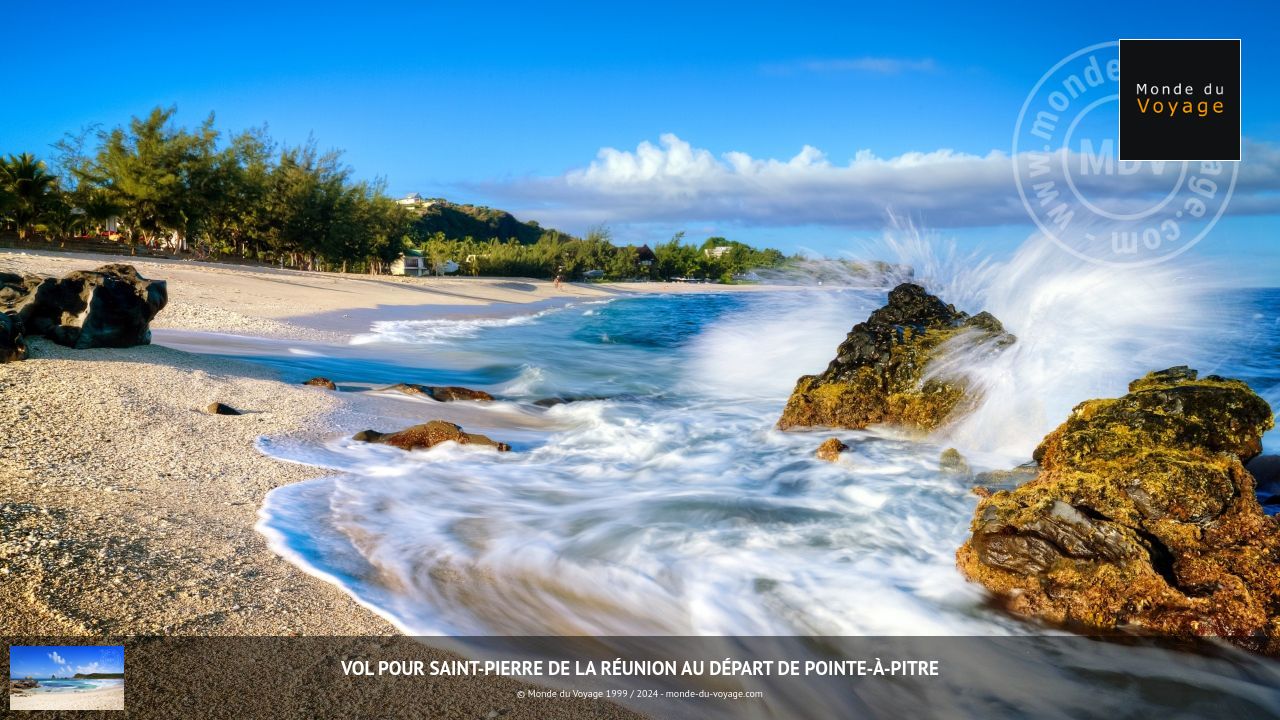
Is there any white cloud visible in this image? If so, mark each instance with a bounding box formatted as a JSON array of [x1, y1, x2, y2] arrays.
[[75, 661, 109, 675], [48, 651, 65, 665], [478, 135, 1280, 232]]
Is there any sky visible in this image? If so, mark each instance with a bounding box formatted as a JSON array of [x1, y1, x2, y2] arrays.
[[9, 645, 124, 679], [3, 1, 1278, 277]]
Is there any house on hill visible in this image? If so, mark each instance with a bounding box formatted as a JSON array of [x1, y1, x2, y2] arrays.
[[396, 193, 438, 209]]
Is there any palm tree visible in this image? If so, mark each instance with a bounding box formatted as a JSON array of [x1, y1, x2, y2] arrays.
[[0, 153, 58, 239]]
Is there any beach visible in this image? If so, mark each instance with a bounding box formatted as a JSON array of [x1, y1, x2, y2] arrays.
[[0, 250, 691, 718], [8, 683, 125, 711]]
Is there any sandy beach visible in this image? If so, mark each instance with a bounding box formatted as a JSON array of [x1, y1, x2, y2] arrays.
[[0, 248, 795, 341], [0, 250, 705, 718], [9, 684, 126, 711]]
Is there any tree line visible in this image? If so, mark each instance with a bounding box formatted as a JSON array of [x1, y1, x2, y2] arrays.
[[0, 106, 792, 279]]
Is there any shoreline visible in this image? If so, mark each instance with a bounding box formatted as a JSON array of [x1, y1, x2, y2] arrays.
[[8, 684, 125, 711], [0, 248, 824, 342], [0, 250, 652, 718]]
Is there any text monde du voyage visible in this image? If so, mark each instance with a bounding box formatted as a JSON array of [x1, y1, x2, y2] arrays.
[[1134, 82, 1229, 118]]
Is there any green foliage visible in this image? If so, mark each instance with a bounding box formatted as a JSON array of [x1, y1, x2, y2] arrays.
[[412, 201, 545, 245], [0, 152, 59, 239], [414, 228, 789, 281], [1, 106, 788, 279]]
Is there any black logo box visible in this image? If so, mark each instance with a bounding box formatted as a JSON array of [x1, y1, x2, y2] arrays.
[[1119, 39, 1241, 161]]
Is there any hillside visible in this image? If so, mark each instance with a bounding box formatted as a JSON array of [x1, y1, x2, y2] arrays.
[[411, 200, 560, 244]]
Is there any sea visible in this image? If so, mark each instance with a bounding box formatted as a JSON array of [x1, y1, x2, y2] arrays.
[[157, 237, 1280, 718], [14, 678, 123, 694]]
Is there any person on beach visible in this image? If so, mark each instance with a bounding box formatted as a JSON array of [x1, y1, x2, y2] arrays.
[[554, 266, 565, 290]]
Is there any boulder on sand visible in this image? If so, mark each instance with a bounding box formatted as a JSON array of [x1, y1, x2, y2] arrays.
[[777, 283, 1013, 431], [354, 420, 511, 452], [0, 311, 26, 363], [303, 377, 338, 390], [957, 367, 1280, 654], [384, 383, 494, 402], [207, 402, 242, 416], [3, 264, 167, 349]]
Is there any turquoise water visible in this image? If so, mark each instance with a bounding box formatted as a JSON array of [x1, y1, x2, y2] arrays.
[[242, 285, 1280, 639], [153, 244, 1280, 717], [14, 678, 122, 693]]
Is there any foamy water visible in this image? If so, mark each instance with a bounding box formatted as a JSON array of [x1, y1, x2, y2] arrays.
[[232, 234, 1280, 716]]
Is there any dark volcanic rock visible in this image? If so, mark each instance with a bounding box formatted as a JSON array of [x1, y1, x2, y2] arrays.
[[384, 383, 494, 402], [353, 420, 510, 452], [0, 311, 26, 363], [303, 377, 338, 390], [207, 402, 242, 416], [957, 367, 1280, 654], [777, 283, 1013, 431], [3, 264, 167, 349]]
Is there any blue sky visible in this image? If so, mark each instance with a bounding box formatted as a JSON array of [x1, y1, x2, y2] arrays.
[[3, 1, 1278, 276], [9, 646, 124, 679]]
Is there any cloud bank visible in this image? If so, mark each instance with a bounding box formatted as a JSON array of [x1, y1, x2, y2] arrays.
[[477, 135, 1280, 232]]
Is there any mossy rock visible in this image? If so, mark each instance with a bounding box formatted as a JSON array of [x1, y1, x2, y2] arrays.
[[777, 283, 1013, 431], [957, 367, 1280, 654]]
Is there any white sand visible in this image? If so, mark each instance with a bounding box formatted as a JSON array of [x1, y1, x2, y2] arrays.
[[9, 684, 125, 711]]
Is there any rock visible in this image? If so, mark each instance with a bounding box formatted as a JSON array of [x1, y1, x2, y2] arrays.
[[939, 448, 970, 475], [0, 311, 27, 363], [3, 264, 167, 348], [816, 437, 849, 462], [10, 678, 39, 690], [957, 367, 1280, 654], [207, 402, 242, 416], [303, 377, 338, 390], [384, 383, 494, 402], [777, 283, 1014, 431], [353, 420, 510, 452]]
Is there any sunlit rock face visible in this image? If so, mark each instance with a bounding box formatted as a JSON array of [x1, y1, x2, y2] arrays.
[[777, 282, 1013, 432], [958, 367, 1280, 655]]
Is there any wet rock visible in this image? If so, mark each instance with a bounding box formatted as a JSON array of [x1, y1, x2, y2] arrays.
[[957, 367, 1280, 654], [777, 283, 1013, 431], [303, 377, 337, 390], [939, 448, 971, 475], [533, 395, 611, 408], [0, 311, 26, 363], [3, 264, 167, 349], [353, 420, 510, 452], [207, 402, 242, 416], [384, 383, 494, 402], [816, 437, 849, 462]]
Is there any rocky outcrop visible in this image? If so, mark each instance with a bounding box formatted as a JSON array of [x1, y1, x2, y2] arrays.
[[304, 377, 338, 390], [939, 448, 970, 476], [0, 311, 26, 363], [10, 678, 39, 692], [1, 264, 167, 350], [816, 437, 849, 462], [384, 383, 494, 402], [354, 420, 511, 452], [957, 367, 1280, 654], [777, 283, 1013, 431]]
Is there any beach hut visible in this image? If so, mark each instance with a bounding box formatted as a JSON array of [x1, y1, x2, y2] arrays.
[[391, 249, 428, 277]]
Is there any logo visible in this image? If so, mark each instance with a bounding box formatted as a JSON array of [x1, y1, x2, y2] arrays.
[[1013, 41, 1238, 266]]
